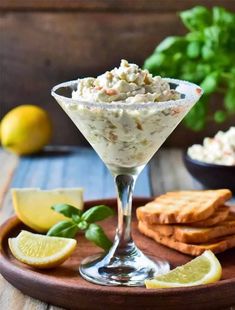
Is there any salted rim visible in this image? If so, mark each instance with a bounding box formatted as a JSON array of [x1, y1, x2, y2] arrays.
[[51, 78, 203, 111]]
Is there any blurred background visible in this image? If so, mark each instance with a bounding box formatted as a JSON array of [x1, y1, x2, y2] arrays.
[[1, 0, 235, 147]]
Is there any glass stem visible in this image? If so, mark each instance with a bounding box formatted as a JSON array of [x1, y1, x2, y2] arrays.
[[114, 174, 137, 253]]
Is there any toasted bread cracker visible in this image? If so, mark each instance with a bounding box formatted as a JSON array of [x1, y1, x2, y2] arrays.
[[138, 221, 235, 256], [142, 211, 235, 243], [136, 189, 232, 224], [186, 205, 229, 227]]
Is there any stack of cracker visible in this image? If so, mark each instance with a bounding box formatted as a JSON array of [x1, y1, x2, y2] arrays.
[[137, 189, 235, 256]]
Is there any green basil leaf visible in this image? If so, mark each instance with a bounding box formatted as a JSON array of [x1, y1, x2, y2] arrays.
[[200, 72, 219, 94], [186, 41, 201, 59], [186, 31, 204, 42], [204, 26, 221, 47], [182, 63, 210, 83], [180, 6, 212, 31], [72, 214, 81, 223], [213, 7, 234, 26], [184, 96, 208, 131], [225, 87, 235, 113], [82, 205, 114, 223], [214, 110, 227, 123], [173, 52, 183, 62], [196, 64, 211, 77], [155, 36, 186, 53], [181, 62, 199, 82], [143, 53, 166, 74], [51, 204, 82, 218], [142, 5, 235, 132], [47, 220, 78, 238], [201, 44, 215, 60], [85, 223, 112, 250]]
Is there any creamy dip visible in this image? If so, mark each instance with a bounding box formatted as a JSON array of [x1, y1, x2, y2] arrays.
[[57, 60, 196, 172], [72, 59, 180, 104], [187, 127, 235, 166]]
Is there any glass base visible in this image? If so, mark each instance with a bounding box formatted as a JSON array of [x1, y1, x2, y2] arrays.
[[79, 242, 170, 286]]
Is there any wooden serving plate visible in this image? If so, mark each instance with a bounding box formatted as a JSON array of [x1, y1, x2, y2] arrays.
[[1, 198, 235, 310]]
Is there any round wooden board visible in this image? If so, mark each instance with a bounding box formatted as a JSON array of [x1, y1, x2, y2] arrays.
[[1, 197, 235, 310]]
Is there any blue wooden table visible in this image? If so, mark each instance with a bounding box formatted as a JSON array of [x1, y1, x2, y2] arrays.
[[0, 146, 208, 310], [10, 146, 151, 199]]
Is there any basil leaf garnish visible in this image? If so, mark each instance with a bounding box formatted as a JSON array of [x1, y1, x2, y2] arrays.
[[47, 220, 78, 238], [82, 205, 114, 223], [85, 223, 112, 250], [51, 204, 82, 218]]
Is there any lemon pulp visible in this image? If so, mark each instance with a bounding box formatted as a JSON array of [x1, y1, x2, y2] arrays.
[[9, 230, 77, 268], [145, 250, 222, 288]]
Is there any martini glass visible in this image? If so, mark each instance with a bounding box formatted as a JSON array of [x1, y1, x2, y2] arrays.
[[52, 78, 202, 286]]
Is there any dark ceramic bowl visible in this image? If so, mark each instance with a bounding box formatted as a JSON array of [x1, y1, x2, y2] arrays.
[[183, 152, 235, 193]]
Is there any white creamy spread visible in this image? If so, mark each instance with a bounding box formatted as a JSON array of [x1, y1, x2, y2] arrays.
[[72, 59, 180, 103], [187, 127, 235, 166], [57, 60, 194, 171]]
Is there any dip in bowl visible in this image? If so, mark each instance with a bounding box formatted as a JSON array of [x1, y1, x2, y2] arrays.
[[184, 127, 235, 193]]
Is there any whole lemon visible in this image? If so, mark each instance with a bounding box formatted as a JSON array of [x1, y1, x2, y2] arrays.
[[1, 105, 52, 155]]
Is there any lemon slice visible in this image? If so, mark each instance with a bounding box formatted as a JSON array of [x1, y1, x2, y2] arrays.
[[12, 188, 83, 232], [145, 250, 222, 288], [9, 230, 77, 268]]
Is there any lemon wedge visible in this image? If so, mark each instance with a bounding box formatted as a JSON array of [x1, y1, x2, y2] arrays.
[[9, 230, 77, 268], [145, 250, 222, 288], [12, 188, 83, 233]]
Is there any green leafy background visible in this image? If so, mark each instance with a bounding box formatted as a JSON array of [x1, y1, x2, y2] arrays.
[[144, 6, 235, 131]]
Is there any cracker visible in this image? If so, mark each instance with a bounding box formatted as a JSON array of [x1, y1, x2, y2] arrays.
[[141, 211, 235, 243], [186, 205, 229, 227], [136, 189, 232, 224], [138, 221, 235, 256]]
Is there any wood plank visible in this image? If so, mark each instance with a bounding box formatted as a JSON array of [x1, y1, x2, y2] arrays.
[[0, 0, 235, 12], [0, 146, 151, 227], [1, 10, 235, 146], [0, 146, 151, 310], [0, 11, 187, 146], [0, 146, 150, 310], [0, 191, 14, 225], [0, 276, 48, 310], [0, 166, 49, 310], [49, 306, 64, 310], [0, 149, 18, 207], [150, 148, 202, 196], [10, 147, 151, 199], [2, 198, 235, 310], [0, 147, 230, 309]]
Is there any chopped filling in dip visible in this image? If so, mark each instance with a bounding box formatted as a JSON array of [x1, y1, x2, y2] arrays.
[[72, 59, 180, 103], [56, 60, 195, 171], [187, 127, 235, 166]]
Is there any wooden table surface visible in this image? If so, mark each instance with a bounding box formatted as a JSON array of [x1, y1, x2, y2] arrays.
[[0, 146, 225, 310]]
